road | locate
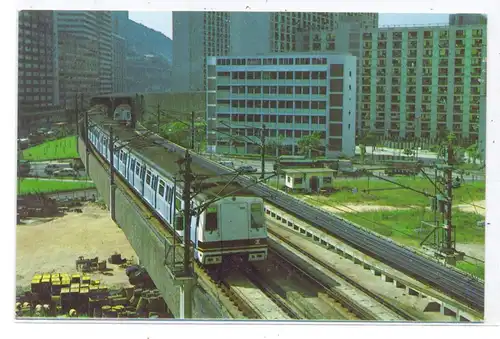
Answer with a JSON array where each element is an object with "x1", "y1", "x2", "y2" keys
[{"x1": 27, "y1": 161, "x2": 87, "y2": 178}]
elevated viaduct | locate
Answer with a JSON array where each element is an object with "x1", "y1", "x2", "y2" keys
[{"x1": 77, "y1": 135, "x2": 230, "y2": 319}]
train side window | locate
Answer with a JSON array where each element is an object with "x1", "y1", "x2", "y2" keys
[
  {"x1": 119, "y1": 151, "x2": 124, "y2": 161},
  {"x1": 250, "y1": 203, "x2": 264, "y2": 229},
  {"x1": 146, "y1": 170, "x2": 152, "y2": 185},
  {"x1": 158, "y1": 180, "x2": 165, "y2": 196},
  {"x1": 135, "y1": 163, "x2": 141, "y2": 175},
  {"x1": 205, "y1": 207, "x2": 218, "y2": 232},
  {"x1": 165, "y1": 186, "x2": 170, "y2": 201}
]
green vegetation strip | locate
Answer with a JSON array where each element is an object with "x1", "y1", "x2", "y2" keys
[
  {"x1": 299, "y1": 177, "x2": 484, "y2": 207},
  {"x1": 340, "y1": 209, "x2": 485, "y2": 279},
  {"x1": 18, "y1": 178, "x2": 95, "y2": 195},
  {"x1": 22, "y1": 136, "x2": 79, "y2": 161}
]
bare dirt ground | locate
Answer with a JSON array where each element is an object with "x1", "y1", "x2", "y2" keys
[
  {"x1": 16, "y1": 203, "x2": 138, "y2": 294},
  {"x1": 455, "y1": 243, "x2": 485, "y2": 261},
  {"x1": 456, "y1": 200, "x2": 486, "y2": 216},
  {"x1": 319, "y1": 203, "x2": 409, "y2": 214}
]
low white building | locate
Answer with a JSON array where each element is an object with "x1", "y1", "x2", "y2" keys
[{"x1": 282, "y1": 168, "x2": 335, "y2": 193}]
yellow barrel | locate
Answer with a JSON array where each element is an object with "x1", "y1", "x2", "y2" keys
[
  {"x1": 71, "y1": 274, "x2": 81, "y2": 284},
  {"x1": 42, "y1": 273, "x2": 51, "y2": 280},
  {"x1": 91, "y1": 280, "x2": 100, "y2": 286},
  {"x1": 31, "y1": 278, "x2": 41, "y2": 293},
  {"x1": 80, "y1": 283, "x2": 90, "y2": 290},
  {"x1": 81, "y1": 275, "x2": 91, "y2": 285},
  {"x1": 61, "y1": 279, "x2": 71, "y2": 288},
  {"x1": 60, "y1": 273, "x2": 70, "y2": 281}
]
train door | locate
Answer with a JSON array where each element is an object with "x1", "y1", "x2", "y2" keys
[
  {"x1": 133, "y1": 161, "x2": 143, "y2": 193},
  {"x1": 128, "y1": 158, "x2": 136, "y2": 184},
  {"x1": 122, "y1": 152, "x2": 128, "y2": 177},
  {"x1": 156, "y1": 178, "x2": 167, "y2": 219},
  {"x1": 140, "y1": 165, "x2": 146, "y2": 196}
]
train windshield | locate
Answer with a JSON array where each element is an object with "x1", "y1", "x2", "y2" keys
[
  {"x1": 250, "y1": 203, "x2": 264, "y2": 229},
  {"x1": 206, "y1": 207, "x2": 218, "y2": 232}
]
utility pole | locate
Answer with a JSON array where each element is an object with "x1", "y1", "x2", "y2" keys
[
  {"x1": 157, "y1": 103, "x2": 161, "y2": 134},
  {"x1": 172, "y1": 149, "x2": 194, "y2": 319},
  {"x1": 191, "y1": 111, "x2": 195, "y2": 150},
  {"x1": 109, "y1": 125, "x2": 116, "y2": 221},
  {"x1": 444, "y1": 141, "x2": 454, "y2": 253},
  {"x1": 75, "y1": 93, "x2": 79, "y2": 136},
  {"x1": 260, "y1": 124, "x2": 266, "y2": 180},
  {"x1": 181, "y1": 149, "x2": 193, "y2": 274}
]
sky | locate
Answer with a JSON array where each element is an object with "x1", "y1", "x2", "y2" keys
[{"x1": 128, "y1": 12, "x2": 451, "y2": 39}]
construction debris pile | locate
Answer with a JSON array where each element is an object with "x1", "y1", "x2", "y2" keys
[{"x1": 16, "y1": 272, "x2": 172, "y2": 319}]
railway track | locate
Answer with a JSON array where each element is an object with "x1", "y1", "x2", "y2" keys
[
  {"x1": 203, "y1": 264, "x2": 294, "y2": 320},
  {"x1": 185, "y1": 151, "x2": 484, "y2": 312},
  {"x1": 88, "y1": 120, "x2": 484, "y2": 312},
  {"x1": 267, "y1": 226, "x2": 416, "y2": 321}
]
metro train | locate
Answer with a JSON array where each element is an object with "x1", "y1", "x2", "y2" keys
[
  {"x1": 113, "y1": 104, "x2": 132, "y2": 125},
  {"x1": 87, "y1": 120, "x2": 268, "y2": 266}
]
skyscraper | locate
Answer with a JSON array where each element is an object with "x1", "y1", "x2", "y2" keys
[
  {"x1": 17, "y1": 11, "x2": 58, "y2": 116},
  {"x1": 172, "y1": 12, "x2": 378, "y2": 92},
  {"x1": 55, "y1": 11, "x2": 112, "y2": 108},
  {"x1": 111, "y1": 11, "x2": 127, "y2": 92}
]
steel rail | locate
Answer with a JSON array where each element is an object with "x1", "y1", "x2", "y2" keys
[{"x1": 86, "y1": 120, "x2": 484, "y2": 313}]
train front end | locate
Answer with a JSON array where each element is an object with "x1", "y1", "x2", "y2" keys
[{"x1": 195, "y1": 196, "x2": 268, "y2": 265}]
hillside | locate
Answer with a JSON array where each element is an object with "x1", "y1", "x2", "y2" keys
[{"x1": 124, "y1": 19, "x2": 172, "y2": 62}]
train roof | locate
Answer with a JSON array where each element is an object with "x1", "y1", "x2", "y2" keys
[{"x1": 89, "y1": 116, "x2": 256, "y2": 200}]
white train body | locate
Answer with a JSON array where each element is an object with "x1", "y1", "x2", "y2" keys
[{"x1": 87, "y1": 121, "x2": 268, "y2": 265}]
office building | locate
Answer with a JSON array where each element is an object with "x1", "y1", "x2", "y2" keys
[
  {"x1": 206, "y1": 53, "x2": 357, "y2": 158},
  {"x1": 298, "y1": 24, "x2": 487, "y2": 152},
  {"x1": 112, "y1": 34, "x2": 126, "y2": 92},
  {"x1": 55, "y1": 11, "x2": 112, "y2": 109},
  {"x1": 173, "y1": 12, "x2": 377, "y2": 92},
  {"x1": 18, "y1": 11, "x2": 58, "y2": 112}
]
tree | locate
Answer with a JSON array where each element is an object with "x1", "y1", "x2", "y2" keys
[
  {"x1": 466, "y1": 142, "x2": 479, "y2": 165},
  {"x1": 266, "y1": 134, "x2": 285, "y2": 157},
  {"x1": 359, "y1": 144, "x2": 367, "y2": 164},
  {"x1": 297, "y1": 131, "x2": 322, "y2": 158}
]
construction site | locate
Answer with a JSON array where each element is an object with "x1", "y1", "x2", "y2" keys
[{"x1": 16, "y1": 201, "x2": 173, "y2": 319}]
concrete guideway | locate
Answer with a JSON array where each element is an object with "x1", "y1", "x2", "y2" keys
[
  {"x1": 225, "y1": 272, "x2": 292, "y2": 320},
  {"x1": 264, "y1": 205, "x2": 482, "y2": 322},
  {"x1": 77, "y1": 137, "x2": 232, "y2": 319},
  {"x1": 268, "y1": 226, "x2": 408, "y2": 322}
]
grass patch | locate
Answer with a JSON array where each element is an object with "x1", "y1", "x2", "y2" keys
[
  {"x1": 340, "y1": 209, "x2": 485, "y2": 248},
  {"x1": 296, "y1": 177, "x2": 485, "y2": 207},
  {"x1": 18, "y1": 178, "x2": 95, "y2": 195},
  {"x1": 22, "y1": 136, "x2": 78, "y2": 161},
  {"x1": 456, "y1": 261, "x2": 485, "y2": 280}
]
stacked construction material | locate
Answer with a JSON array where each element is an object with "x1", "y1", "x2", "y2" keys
[{"x1": 20, "y1": 272, "x2": 172, "y2": 318}]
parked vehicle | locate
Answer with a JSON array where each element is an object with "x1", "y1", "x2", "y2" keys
[
  {"x1": 218, "y1": 160, "x2": 234, "y2": 168},
  {"x1": 44, "y1": 164, "x2": 60, "y2": 175},
  {"x1": 237, "y1": 165, "x2": 257, "y2": 173},
  {"x1": 52, "y1": 168, "x2": 79, "y2": 177}
]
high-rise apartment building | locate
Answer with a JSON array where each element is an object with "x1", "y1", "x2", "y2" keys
[
  {"x1": 298, "y1": 24, "x2": 487, "y2": 152},
  {"x1": 55, "y1": 11, "x2": 112, "y2": 109},
  {"x1": 173, "y1": 12, "x2": 377, "y2": 92},
  {"x1": 18, "y1": 11, "x2": 58, "y2": 112},
  {"x1": 206, "y1": 53, "x2": 357, "y2": 158}
]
